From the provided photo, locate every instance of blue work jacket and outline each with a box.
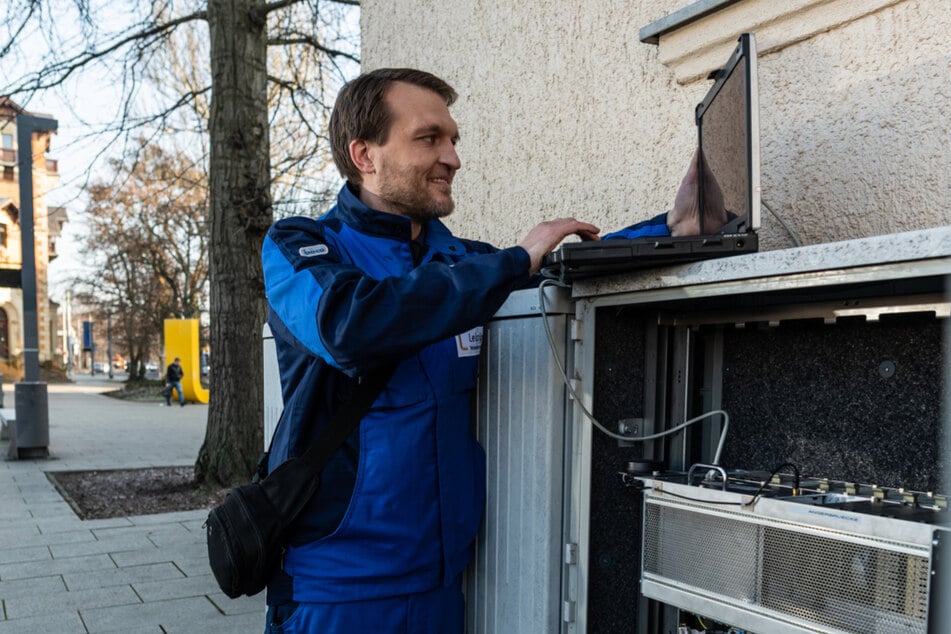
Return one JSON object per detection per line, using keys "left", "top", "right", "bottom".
{"left": 261, "top": 183, "right": 534, "bottom": 604}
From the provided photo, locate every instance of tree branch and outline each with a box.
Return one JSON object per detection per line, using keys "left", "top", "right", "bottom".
{"left": 262, "top": 0, "right": 359, "bottom": 11}
{"left": 267, "top": 36, "right": 359, "bottom": 63}
{"left": 3, "top": 9, "right": 208, "bottom": 97}
{"left": 261, "top": 0, "right": 304, "bottom": 13}
{"left": 0, "top": 0, "right": 40, "bottom": 59}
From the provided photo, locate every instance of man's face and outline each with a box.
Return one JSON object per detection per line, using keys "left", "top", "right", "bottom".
{"left": 361, "top": 82, "right": 461, "bottom": 223}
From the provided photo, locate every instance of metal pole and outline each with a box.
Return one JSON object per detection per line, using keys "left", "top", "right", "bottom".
{"left": 65, "top": 289, "right": 73, "bottom": 378}
{"left": 107, "top": 314, "right": 113, "bottom": 379}
{"left": 13, "top": 113, "right": 57, "bottom": 459}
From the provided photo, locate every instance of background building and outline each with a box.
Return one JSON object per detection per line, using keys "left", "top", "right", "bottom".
{"left": 0, "top": 96, "right": 67, "bottom": 380}
{"left": 359, "top": 0, "right": 948, "bottom": 249}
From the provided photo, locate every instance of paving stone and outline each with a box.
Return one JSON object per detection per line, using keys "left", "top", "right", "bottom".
{"left": 129, "top": 509, "right": 208, "bottom": 526}
{"left": 80, "top": 595, "right": 222, "bottom": 633}
{"left": 0, "top": 509, "right": 33, "bottom": 521}
{"left": 0, "top": 528, "right": 93, "bottom": 549}
{"left": 207, "top": 591, "right": 267, "bottom": 616}
{"left": 18, "top": 492, "right": 66, "bottom": 504}
{"left": 110, "top": 541, "right": 206, "bottom": 567}
{"left": 0, "top": 553, "right": 116, "bottom": 580}
{"left": 36, "top": 516, "right": 133, "bottom": 534}
{"left": 146, "top": 529, "right": 205, "bottom": 550}
{"left": 132, "top": 573, "right": 221, "bottom": 602}
{"left": 0, "top": 574, "right": 68, "bottom": 601}
{"left": 50, "top": 533, "right": 154, "bottom": 558}
{"left": 0, "top": 525, "right": 40, "bottom": 541}
{"left": 5, "top": 584, "right": 141, "bottom": 620}
{"left": 27, "top": 502, "right": 77, "bottom": 518}
{"left": 11, "top": 474, "right": 53, "bottom": 485}
{"left": 0, "top": 610, "right": 86, "bottom": 633}
{"left": 163, "top": 610, "right": 263, "bottom": 634}
{"left": 0, "top": 544, "right": 50, "bottom": 565}
{"left": 63, "top": 562, "right": 184, "bottom": 591}
{"left": 180, "top": 518, "right": 206, "bottom": 533}
{"left": 172, "top": 555, "right": 214, "bottom": 578}
{"left": 93, "top": 522, "right": 195, "bottom": 545}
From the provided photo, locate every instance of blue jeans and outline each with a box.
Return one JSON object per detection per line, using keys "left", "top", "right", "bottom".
{"left": 265, "top": 576, "right": 464, "bottom": 634}
{"left": 166, "top": 381, "right": 184, "bottom": 405}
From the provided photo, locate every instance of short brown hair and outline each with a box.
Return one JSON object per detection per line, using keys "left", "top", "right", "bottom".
{"left": 329, "top": 68, "right": 458, "bottom": 185}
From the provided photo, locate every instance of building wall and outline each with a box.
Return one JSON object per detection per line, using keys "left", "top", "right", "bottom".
{"left": 360, "top": 0, "right": 949, "bottom": 251}
{"left": 0, "top": 112, "right": 59, "bottom": 370}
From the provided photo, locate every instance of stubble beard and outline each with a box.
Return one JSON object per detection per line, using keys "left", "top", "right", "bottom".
{"left": 376, "top": 168, "right": 455, "bottom": 223}
{"left": 404, "top": 200, "right": 454, "bottom": 224}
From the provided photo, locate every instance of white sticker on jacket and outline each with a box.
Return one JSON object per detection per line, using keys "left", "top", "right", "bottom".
{"left": 456, "top": 326, "right": 484, "bottom": 358}
{"left": 299, "top": 244, "right": 329, "bottom": 257}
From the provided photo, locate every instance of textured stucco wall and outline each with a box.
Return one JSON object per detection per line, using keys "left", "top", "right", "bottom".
{"left": 361, "top": 0, "right": 949, "bottom": 250}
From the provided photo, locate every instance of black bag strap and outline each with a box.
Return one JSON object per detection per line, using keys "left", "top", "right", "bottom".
{"left": 298, "top": 361, "right": 398, "bottom": 475}
{"left": 255, "top": 361, "right": 398, "bottom": 484}
{"left": 253, "top": 362, "right": 398, "bottom": 523}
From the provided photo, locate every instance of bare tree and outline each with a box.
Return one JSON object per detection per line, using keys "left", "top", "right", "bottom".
{"left": 0, "top": 0, "right": 359, "bottom": 485}
{"left": 74, "top": 139, "right": 209, "bottom": 382}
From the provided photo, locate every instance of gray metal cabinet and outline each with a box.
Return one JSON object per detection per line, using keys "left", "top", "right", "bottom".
{"left": 564, "top": 227, "right": 950, "bottom": 633}
{"left": 466, "top": 285, "right": 575, "bottom": 634}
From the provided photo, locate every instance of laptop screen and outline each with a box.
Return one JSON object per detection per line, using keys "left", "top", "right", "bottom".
{"left": 539, "top": 33, "right": 761, "bottom": 283}
{"left": 696, "top": 32, "right": 761, "bottom": 233}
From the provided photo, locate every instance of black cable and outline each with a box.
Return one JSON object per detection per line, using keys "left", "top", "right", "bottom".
{"left": 645, "top": 486, "right": 747, "bottom": 507}
{"left": 743, "top": 462, "right": 800, "bottom": 507}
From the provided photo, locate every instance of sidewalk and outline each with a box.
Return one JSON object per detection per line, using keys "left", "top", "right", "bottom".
{"left": 0, "top": 375, "right": 264, "bottom": 633}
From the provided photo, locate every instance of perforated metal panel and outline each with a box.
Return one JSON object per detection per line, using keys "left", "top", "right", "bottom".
{"left": 643, "top": 498, "right": 932, "bottom": 634}
{"left": 465, "top": 287, "right": 572, "bottom": 634}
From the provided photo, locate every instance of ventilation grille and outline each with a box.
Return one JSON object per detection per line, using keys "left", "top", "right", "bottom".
{"left": 643, "top": 501, "right": 930, "bottom": 633}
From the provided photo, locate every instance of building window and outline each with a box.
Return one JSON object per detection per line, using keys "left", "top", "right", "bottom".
{"left": 1, "top": 134, "right": 12, "bottom": 149}
{"left": 0, "top": 224, "right": 6, "bottom": 248}
{"left": 2, "top": 166, "right": 12, "bottom": 181}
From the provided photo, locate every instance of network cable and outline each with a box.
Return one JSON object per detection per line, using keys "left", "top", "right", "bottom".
{"left": 536, "top": 279, "right": 730, "bottom": 465}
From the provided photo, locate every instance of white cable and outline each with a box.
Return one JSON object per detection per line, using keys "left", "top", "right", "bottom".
{"left": 537, "top": 279, "right": 730, "bottom": 465}
{"left": 761, "top": 198, "right": 802, "bottom": 247}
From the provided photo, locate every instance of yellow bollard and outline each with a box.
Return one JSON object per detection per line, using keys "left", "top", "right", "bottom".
{"left": 163, "top": 319, "right": 210, "bottom": 404}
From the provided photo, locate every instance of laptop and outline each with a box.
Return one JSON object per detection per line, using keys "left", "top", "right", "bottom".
{"left": 542, "top": 32, "right": 761, "bottom": 283}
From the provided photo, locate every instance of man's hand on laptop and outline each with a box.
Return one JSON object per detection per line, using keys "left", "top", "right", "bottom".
{"left": 668, "top": 149, "right": 728, "bottom": 236}
{"left": 519, "top": 217, "right": 600, "bottom": 274}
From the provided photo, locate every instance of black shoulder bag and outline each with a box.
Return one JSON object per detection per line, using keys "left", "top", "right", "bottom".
{"left": 205, "top": 363, "right": 397, "bottom": 599}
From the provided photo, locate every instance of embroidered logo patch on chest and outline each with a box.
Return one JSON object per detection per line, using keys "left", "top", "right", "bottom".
{"left": 299, "top": 244, "right": 329, "bottom": 257}
{"left": 456, "top": 326, "right": 484, "bottom": 358}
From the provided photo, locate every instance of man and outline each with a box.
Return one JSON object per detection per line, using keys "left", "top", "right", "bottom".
{"left": 165, "top": 357, "right": 185, "bottom": 407}
{"left": 261, "top": 68, "right": 724, "bottom": 634}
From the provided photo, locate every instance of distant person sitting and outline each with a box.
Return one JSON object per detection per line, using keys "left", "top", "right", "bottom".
{"left": 165, "top": 358, "right": 185, "bottom": 407}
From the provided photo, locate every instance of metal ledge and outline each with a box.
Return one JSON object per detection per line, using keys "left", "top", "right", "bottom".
{"left": 639, "top": 0, "right": 743, "bottom": 44}
{"left": 570, "top": 226, "right": 951, "bottom": 301}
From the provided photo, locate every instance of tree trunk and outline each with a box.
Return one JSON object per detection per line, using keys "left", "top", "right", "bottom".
{"left": 195, "top": 0, "right": 271, "bottom": 486}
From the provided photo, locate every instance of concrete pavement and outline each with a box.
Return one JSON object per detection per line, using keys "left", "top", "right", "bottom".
{"left": 0, "top": 374, "right": 265, "bottom": 633}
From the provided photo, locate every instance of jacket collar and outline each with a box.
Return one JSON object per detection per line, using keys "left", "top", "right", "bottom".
{"left": 333, "top": 183, "right": 466, "bottom": 256}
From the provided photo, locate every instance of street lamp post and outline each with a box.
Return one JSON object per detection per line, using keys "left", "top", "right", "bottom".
{"left": 13, "top": 113, "right": 58, "bottom": 459}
